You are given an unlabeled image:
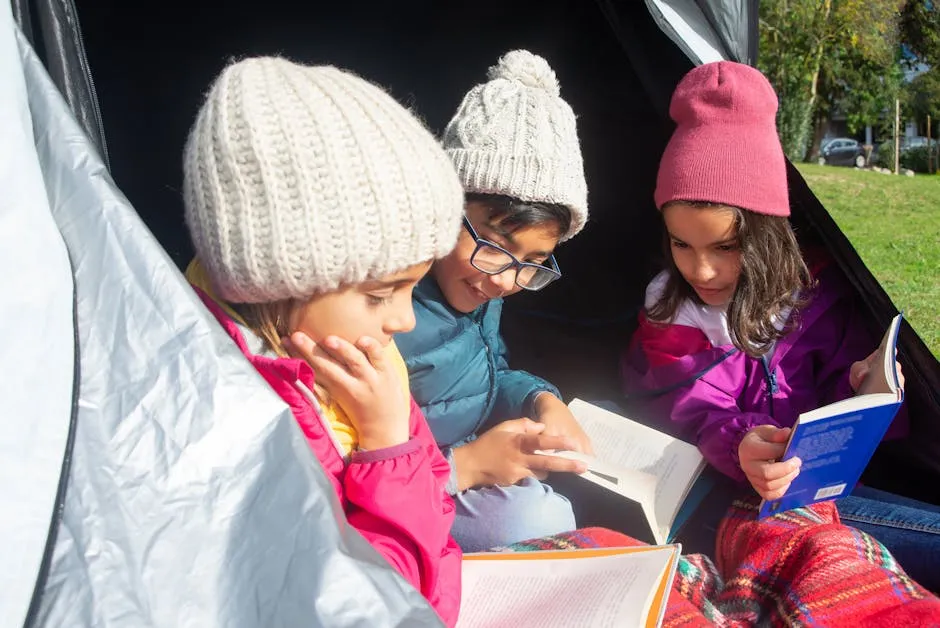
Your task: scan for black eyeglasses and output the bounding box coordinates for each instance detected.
[462,217,562,291]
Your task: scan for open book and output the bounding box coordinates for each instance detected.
[457,544,680,628]
[538,399,706,545]
[759,313,905,518]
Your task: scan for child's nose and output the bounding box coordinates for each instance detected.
[694,256,718,282]
[486,268,517,294]
[385,303,417,335]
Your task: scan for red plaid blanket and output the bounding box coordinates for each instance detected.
[503,499,940,627]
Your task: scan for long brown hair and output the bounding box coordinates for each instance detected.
[231,300,295,358]
[233,299,335,402]
[647,203,813,358]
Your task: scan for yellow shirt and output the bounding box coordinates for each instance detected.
[185,259,411,455]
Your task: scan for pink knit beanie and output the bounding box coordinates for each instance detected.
[654,61,790,217]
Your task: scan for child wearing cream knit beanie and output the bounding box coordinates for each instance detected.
[396,50,591,553]
[182,56,463,625]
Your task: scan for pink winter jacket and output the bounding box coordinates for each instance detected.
[197,290,462,626]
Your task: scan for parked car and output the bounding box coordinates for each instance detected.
[818,137,867,168]
[901,136,935,153]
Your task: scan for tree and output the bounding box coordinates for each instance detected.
[905,66,940,131]
[759,0,905,161]
[759,1,833,161]
[808,45,905,160]
[900,1,940,67]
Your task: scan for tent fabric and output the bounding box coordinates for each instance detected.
[695,0,760,66]
[12,0,109,169]
[640,1,758,66]
[644,0,730,64]
[0,2,75,624]
[3,8,444,627]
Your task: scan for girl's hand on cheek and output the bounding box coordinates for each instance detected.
[285,332,410,450]
[738,425,802,501]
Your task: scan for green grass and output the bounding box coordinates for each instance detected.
[794,163,940,358]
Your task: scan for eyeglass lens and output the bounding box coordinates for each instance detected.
[471,243,556,289]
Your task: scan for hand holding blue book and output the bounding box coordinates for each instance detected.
[759,314,905,518]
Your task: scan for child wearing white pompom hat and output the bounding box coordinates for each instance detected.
[397,50,591,551]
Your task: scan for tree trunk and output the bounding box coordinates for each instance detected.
[807,114,830,162]
[798,0,833,161]
[787,0,832,162]
[806,1,832,116]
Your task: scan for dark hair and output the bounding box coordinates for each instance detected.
[465,192,572,237]
[648,202,813,358]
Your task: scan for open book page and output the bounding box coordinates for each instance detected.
[537,449,659,506]
[857,313,903,399]
[567,400,705,543]
[458,546,678,628]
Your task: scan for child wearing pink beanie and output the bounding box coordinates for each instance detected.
[623,60,940,592]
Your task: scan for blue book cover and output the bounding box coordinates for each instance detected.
[759,314,905,518]
[667,472,715,542]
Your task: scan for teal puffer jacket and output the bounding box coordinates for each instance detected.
[396,277,561,447]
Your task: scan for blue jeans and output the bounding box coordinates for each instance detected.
[675,479,940,593]
[837,485,940,592]
[451,477,577,552]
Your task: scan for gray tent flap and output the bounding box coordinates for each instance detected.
[645,0,729,65]
[644,0,758,66]
[0,3,75,625]
[694,1,758,66]
[11,19,442,628]
[14,0,109,168]
[10,0,32,44]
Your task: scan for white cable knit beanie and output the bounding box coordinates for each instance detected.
[443,50,588,240]
[183,56,465,304]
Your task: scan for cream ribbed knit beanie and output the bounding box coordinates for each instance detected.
[183,56,465,304]
[443,50,588,240]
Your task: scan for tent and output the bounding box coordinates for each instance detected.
[3,0,938,626]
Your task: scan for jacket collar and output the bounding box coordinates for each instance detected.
[416,274,493,323]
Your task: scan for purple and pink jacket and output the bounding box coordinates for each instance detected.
[622,257,908,482]
[196,290,462,626]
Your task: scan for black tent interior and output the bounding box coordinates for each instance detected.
[16,0,940,508]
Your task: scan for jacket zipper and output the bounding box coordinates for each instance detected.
[467,305,496,438]
[478,325,495,429]
[761,354,778,419]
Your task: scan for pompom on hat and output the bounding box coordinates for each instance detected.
[654,61,791,217]
[442,50,589,240]
[183,56,465,304]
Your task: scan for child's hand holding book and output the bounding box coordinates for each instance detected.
[738,426,802,501]
[453,419,588,490]
[850,350,905,395]
[757,314,906,518]
[533,392,595,456]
